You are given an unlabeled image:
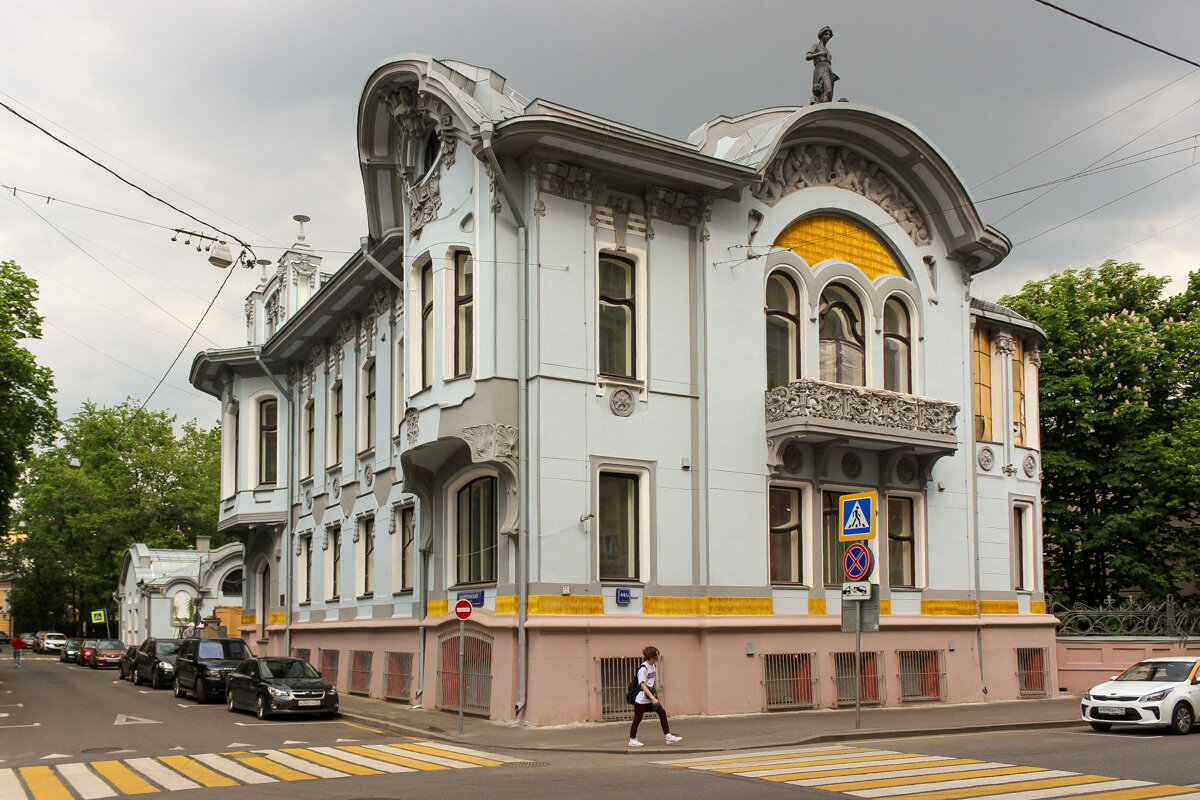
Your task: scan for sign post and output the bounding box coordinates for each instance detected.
[841,541,875,730]
[453,599,473,735]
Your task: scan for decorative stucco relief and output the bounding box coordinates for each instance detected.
[408,169,442,234]
[978,446,995,471]
[765,379,958,437]
[1023,453,1038,478]
[994,333,1017,355]
[462,423,519,536]
[536,160,606,204]
[404,408,419,448]
[644,185,711,228]
[752,144,931,246]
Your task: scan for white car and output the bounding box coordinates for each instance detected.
[1081,656,1200,734]
[40,633,67,654]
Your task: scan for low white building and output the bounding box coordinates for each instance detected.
[117,537,243,643]
[190,55,1053,724]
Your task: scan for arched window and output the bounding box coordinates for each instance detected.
[598,255,636,379]
[883,298,911,393]
[766,273,801,389]
[456,476,497,585]
[819,284,865,386]
[258,398,278,485]
[220,569,243,598]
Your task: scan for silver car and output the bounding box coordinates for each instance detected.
[40,633,67,654]
[1081,657,1200,734]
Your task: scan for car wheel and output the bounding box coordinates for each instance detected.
[196,679,209,704]
[1170,703,1194,735]
[152,669,164,690]
[227,690,237,713]
[256,695,269,720]
[132,668,143,686]
[173,677,186,698]
[1089,722,1112,732]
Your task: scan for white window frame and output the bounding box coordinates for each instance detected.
[391,502,416,594]
[301,398,315,479]
[359,357,377,454]
[1012,499,1036,592]
[881,292,918,395]
[327,380,343,468]
[247,390,281,489]
[595,245,648,394]
[450,249,474,378]
[355,514,376,598]
[221,400,239,498]
[592,460,652,584]
[768,480,811,587]
[885,492,925,590]
[325,525,343,601]
[445,468,500,588]
[297,533,313,603]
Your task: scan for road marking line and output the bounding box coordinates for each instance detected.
[254,750,347,779]
[222,753,313,782]
[315,747,412,773]
[852,772,1093,799]
[726,756,969,777]
[18,765,75,800]
[188,753,276,785]
[123,759,198,792]
[383,743,492,767]
[820,766,1045,791]
[1043,788,1198,800]
[155,756,236,788]
[334,747,419,773]
[55,763,116,799]
[0,768,25,800]
[355,745,449,771]
[0,724,39,730]
[89,761,159,794]
[660,745,863,766]
[280,748,382,776]
[415,741,531,764]
[962,780,1155,800]
[792,762,1014,785]
[690,750,905,772]
[341,722,384,734]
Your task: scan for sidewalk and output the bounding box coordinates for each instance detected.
[336,692,1084,755]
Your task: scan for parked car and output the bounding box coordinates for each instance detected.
[0,632,11,645]
[40,633,67,655]
[78,639,98,667]
[173,638,252,703]
[60,638,84,663]
[226,656,337,720]
[90,639,125,669]
[1081,656,1200,734]
[133,638,183,689]
[118,646,138,680]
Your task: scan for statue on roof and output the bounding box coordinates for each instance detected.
[806,26,839,104]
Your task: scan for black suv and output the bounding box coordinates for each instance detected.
[133,638,183,689]
[173,637,252,703]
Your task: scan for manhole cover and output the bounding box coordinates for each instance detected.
[503,762,548,768]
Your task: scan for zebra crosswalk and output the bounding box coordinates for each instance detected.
[0,740,527,799]
[656,744,1200,800]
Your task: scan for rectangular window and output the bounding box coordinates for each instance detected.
[363,361,377,450]
[454,252,473,376]
[888,496,916,588]
[232,408,240,492]
[456,477,497,585]
[1013,503,1033,590]
[822,491,850,586]
[258,399,278,485]
[421,264,434,389]
[303,400,315,478]
[400,507,415,592]
[303,535,312,602]
[599,472,639,581]
[362,517,375,596]
[769,484,804,585]
[331,529,341,600]
[1012,337,1026,446]
[973,327,993,441]
[329,383,343,466]
[598,255,636,379]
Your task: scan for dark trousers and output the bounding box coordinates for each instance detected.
[629,701,670,738]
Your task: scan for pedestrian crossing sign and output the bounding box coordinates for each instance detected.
[91,610,106,623]
[839,491,876,541]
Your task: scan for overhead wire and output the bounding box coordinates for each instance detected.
[1031,0,1200,70]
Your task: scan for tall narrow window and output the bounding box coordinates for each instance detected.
[1012,337,1027,446]
[883,298,911,393]
[1013,503,1032,590]
[363,361,377,451]
[303,535,312,602]
[973,327,993,441]
[456,477,497,585]
[303,400,315,478]
[888,496,916,588]
[766,273,801,389]
[598,255,636,379]
[599,472,639,581]
[362,517,375,596]
[819,284,865,386]
[454,252,473,376]
[331,529,342,599]
[399,506,415,592]
[421,264,434,388]
[258,399,278,485]
[769,484,804,584]
[822,491,850,586]
[232,407,240,492]
[329,383,343,466]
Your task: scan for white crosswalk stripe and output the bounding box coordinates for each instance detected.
[55,763,117,798]
[190,752,278,784]
[370,744,484,768]
[256,749,348,778]
[125,757,201,791]
[308,746,414,773]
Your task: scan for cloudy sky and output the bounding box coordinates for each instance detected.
[3,1,1199,428]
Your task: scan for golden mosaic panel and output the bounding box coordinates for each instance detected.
[774,214,904,281]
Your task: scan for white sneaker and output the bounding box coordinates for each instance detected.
[665,733,682,744]
[628,738,643,747]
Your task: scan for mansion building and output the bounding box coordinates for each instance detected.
[189,54,1052,724]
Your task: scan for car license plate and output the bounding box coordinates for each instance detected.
[1096,707,1124,716]
[298,699,320,707]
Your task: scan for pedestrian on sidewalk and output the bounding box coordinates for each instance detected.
[11,634,24,668]
[628,646,681,747]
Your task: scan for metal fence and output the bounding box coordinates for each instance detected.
[763,653,819,711]
[385,651,415,702]
[1054,598,1200,638]
[833,651,885,706]
[897,649,945,702]
[437,626,494,717]
[597,656,646,721]
[349,650,373,695]
[1016,647,1049,697]
[319,649,339,688]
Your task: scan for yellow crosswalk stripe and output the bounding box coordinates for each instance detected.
[89,761,159,794]
[393,742,502,766]
[666,745,869,768]
[754,758,981,781]
[717,752,943,774]
[17,766,73,800]
[1044,787,1197,800]
[372,744,482,768]
[353,745,450,771]
[222,752,314,782]
[883,775,1142,800]
[813,765,1041,790]
[726,755,969,777]
[156,756,238,788]
[281,748,383,776]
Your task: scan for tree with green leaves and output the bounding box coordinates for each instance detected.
[1001,261,1200,604]
[0,259,58,533]
[6,401,223,631]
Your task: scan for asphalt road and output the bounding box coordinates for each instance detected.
[3,654,1199,800]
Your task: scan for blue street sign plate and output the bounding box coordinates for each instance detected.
[456,589,485,606]
[839,491,877,541]
[615,588,631,605]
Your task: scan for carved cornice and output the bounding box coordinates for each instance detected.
[752,144,931,246]
[644,185,710,227]
[765,379,958,437]
[535,160,606,204]
[995,333,1017,355]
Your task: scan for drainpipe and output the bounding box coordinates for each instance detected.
[479,121,530,716]
[966,313,986,696]
[255,349,294,656]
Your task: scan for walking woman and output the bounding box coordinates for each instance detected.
[628,646,682,747]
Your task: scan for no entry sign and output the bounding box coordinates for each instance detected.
[843,543,874,581]
[454,599,473,620]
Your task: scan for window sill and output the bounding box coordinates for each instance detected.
[600,580,645,587]
[356,447,375,459]
[450,583,496,590]
[329,595,341,602]
[393,589,414,597]
[357,593,374,600]
[298,601,311,607]
[770,584,810,590]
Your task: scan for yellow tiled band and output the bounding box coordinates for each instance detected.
[980,600,1019,615]
[808,598,827,615]
[241,614,256,625]
[1031,601,1047,614]
[528,595,604,615]
[268,613,287,625]
[642,597,773,616]
[426,599,448,617]
[920,600,977,616]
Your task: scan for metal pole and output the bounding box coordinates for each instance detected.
[458,619,465,735]
[855,600,862,730]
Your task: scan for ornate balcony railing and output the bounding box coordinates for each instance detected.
[765,379,959,438]
[1054,598,1200,639]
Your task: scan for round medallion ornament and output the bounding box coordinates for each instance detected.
[782,442,804,473]
[304,488,312,509]
[977,447,995,471]
[896,457,917,484]
[1023,454,1037,478]
[365,464,374,487]
[609,387,635,417]
[332,478,341,500]
[841,452,862,479]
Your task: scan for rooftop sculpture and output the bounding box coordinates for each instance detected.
[806,25,839,104]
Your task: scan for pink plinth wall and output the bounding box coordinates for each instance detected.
[275,611,1058,726]
[1055,638,1200,692]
